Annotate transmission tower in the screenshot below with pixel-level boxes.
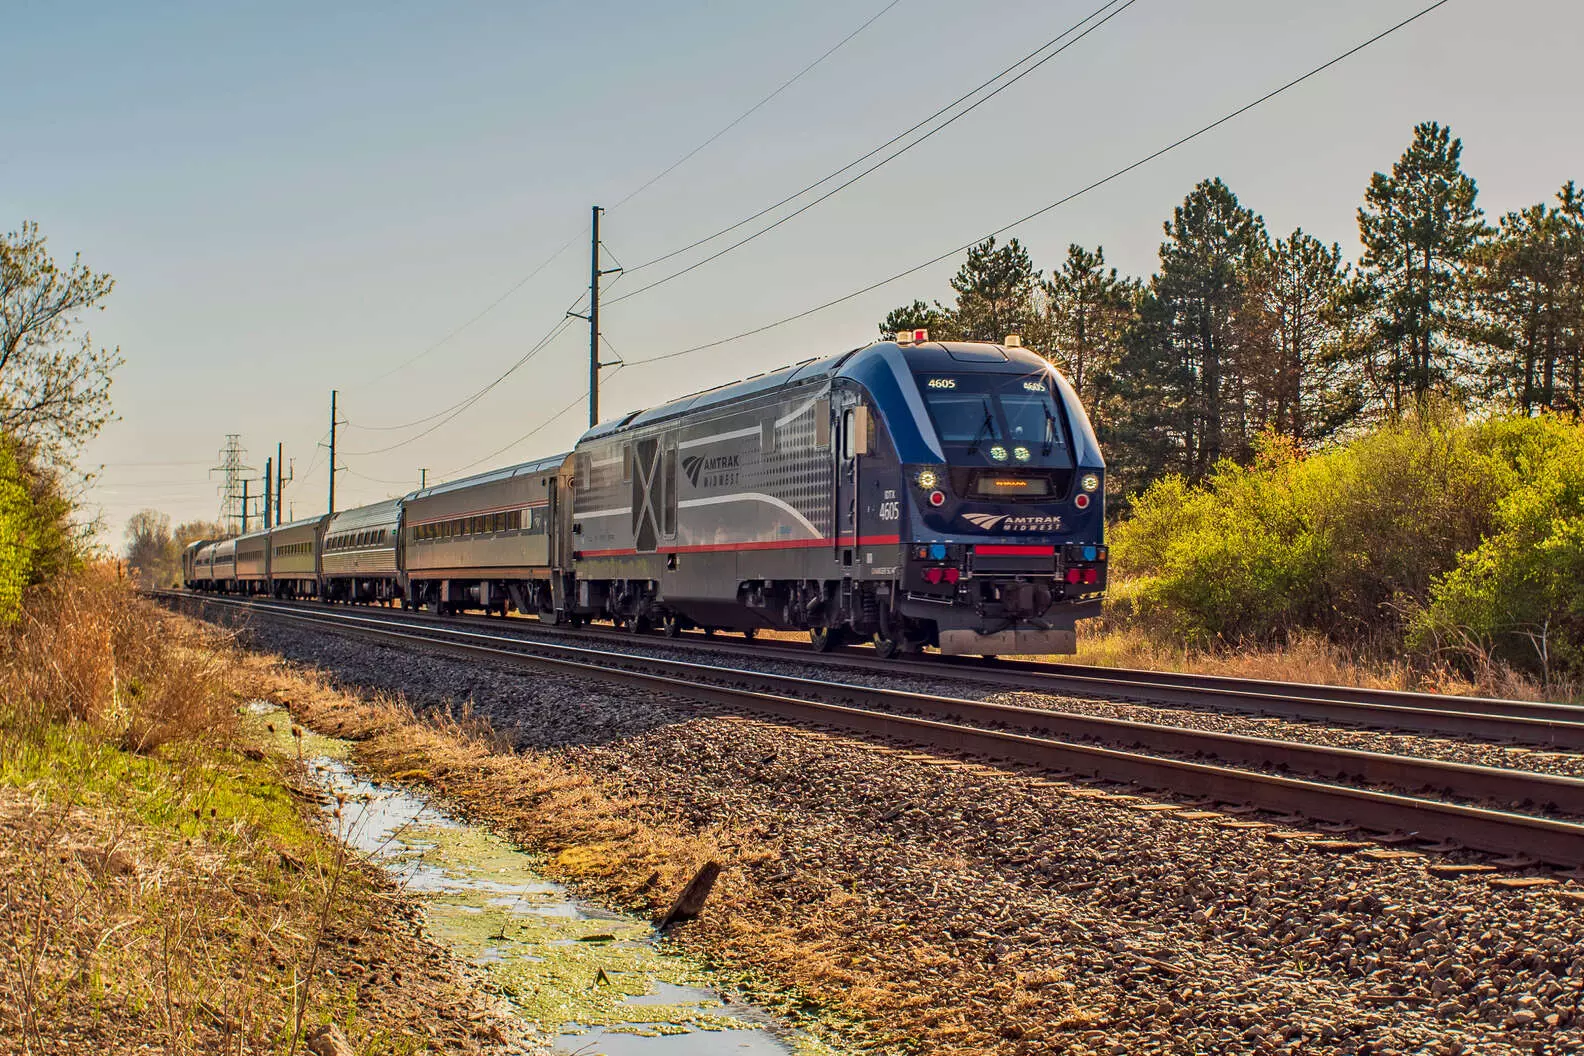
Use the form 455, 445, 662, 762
210, 435, 254, 536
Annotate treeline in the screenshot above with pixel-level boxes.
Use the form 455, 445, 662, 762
124, 510, 224, 588
882, 121, 1584, 497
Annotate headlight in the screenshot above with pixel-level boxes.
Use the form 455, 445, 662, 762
989, 445, 1008, 462
1013, 446, 1031, 462
1081, 473, 1100, 493
915, 469, 939, 489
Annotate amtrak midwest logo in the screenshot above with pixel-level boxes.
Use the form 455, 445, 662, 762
682, 454, 740, 489
962, 512, 1065, 532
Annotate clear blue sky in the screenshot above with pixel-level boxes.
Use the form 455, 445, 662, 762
4, 0, 1580, 544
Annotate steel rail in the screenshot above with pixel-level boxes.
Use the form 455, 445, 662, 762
159, 590, 1584, 750
167, 592, 1584, 867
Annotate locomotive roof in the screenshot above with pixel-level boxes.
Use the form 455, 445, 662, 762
578, 339, 1040, 441
406, 452, 569, 503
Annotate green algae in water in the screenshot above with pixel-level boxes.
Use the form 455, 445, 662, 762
260, 708, 852, 1055
383, 822, 749, 1036
241, 701, 351, 762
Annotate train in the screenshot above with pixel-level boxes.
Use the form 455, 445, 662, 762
183, 333, 1109, 657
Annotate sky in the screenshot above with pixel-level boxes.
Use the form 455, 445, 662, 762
4, 0, 1582, 546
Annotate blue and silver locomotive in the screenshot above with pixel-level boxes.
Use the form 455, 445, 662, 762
187, 333, 1108, 657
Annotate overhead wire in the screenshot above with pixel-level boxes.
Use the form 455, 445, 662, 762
623, 0, 1456, 370
343, 298, 584, 451
439, 379, 609, 481
347, 1, 900, 397
355, 224, 589, 390
608, 0, 906, 213
613, 0, 1137, 285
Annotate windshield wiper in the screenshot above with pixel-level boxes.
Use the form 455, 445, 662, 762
1043, 406, 1058, 456
967, 399, 996, 454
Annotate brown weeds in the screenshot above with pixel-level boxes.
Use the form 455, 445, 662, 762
0, 573, 531, 1054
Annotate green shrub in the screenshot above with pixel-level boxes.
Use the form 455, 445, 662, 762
1413, 419, 1584, 679
0, 435, 74, 623
1110, 409, 1583, 656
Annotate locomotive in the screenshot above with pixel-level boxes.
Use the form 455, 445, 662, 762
185, 333, 1108, 656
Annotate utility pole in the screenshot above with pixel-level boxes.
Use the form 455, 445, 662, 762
570, 206, 622, 429
276, 442, 290, 526
264, 457, 273, 534
241, 477, 250, 533
420, 468, 427, 488
328, 390, 339, 515
589, 206, 601, 428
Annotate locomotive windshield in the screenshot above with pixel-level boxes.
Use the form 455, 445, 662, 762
916, 373, 1072, 466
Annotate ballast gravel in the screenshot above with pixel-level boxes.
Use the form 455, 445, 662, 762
248, 605, 1584, 781
236, 614, 1584, 1056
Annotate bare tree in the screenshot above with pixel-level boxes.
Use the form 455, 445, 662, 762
124, 509, 175, 587
0, 222, 122, 467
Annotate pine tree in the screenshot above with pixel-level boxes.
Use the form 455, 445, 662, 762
1111, 178, 1269, 485
1038, 245, 1138, 432
879, 299, 956, 340
1355, 122, 1488, 412
1470, 182, 1584, 412
948, 236, 1038, 342
1244, 229, 1358, 444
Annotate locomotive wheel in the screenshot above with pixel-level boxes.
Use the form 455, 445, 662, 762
873, 630, 920, 660
809, 626, 843, 652
741, 627, 757, 640
661, 614, 683, 638
628, 615, 652, 635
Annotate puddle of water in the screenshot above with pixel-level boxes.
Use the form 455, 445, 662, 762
242, 703, 840, 1056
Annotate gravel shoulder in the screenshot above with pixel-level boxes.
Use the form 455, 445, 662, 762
236, 613, 1584, 1056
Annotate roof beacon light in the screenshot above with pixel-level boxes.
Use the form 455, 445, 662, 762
896, 330, 914, 346
1005, 334, 1022, 348
912, 328, 929, 344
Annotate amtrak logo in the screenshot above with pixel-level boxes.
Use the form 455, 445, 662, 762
962, 512, 1065, 532
682, 453, 740, 489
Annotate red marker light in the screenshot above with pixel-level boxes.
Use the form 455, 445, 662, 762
928, 490, 946, 507
1074, 493, 1091, 510
943, 568, 960, 584
924, 568, 943, 585
1065, 568, 1082, 584
1083, 568, 1099, 585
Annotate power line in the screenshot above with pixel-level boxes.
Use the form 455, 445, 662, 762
350, 1, 901, 396
612, 0, 1136, 288
609, 0, 906, 213
440, 374, 616, 481
356, 225, 589, 390
343, 311, 581, 456
623, 0, 1456, 370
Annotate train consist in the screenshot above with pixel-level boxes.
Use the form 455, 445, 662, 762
184, 335, 1109, 656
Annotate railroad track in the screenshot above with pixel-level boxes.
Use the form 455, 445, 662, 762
156, 589, 1584, 750
164, 590, 1584, 868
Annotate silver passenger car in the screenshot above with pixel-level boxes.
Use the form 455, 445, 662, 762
234, 529, 271, 594
402, 454, 568, 615
211, 538, 238, 592
321, 499, 403, 603
268, 514, 327, 598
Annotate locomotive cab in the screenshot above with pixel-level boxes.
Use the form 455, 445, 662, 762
849, 333, 1107, 656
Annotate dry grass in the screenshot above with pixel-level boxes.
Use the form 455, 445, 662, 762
1072, 617, 1579, 702
0, 570, 528, 1055
237, 653, 956, 1049
3, 564, 238, 751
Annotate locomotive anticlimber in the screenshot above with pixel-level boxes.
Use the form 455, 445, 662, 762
186, 337, 1107, 657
